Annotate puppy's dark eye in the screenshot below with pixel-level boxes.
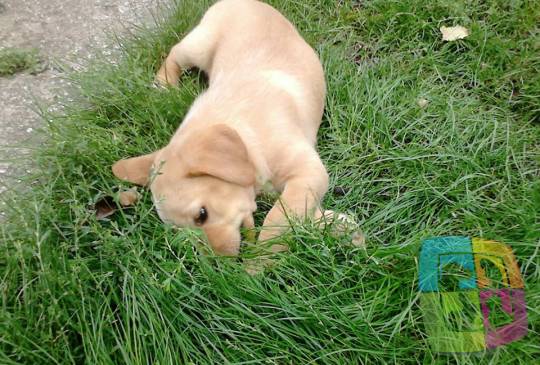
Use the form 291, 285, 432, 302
194, 206, 208, 226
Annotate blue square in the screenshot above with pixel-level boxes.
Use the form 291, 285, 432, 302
419, 236, 477, 292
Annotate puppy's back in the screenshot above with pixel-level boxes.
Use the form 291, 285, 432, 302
202, 0, 325, 127
203, 1, 322, 80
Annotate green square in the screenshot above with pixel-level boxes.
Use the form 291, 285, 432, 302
421, 292, 486, 352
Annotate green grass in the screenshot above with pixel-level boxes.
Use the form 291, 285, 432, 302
0, 48, 41, 76
1, 0, 539, 363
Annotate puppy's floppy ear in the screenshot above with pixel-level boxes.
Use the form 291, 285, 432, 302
184, 124, 256, 187
112, 150, 159, 186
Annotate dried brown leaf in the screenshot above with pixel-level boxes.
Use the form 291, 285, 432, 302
440, 25, 469, 41
94, 196, 117, 220
417, 98, 429, 108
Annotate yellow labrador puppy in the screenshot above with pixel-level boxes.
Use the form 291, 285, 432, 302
112, 0, 328, 255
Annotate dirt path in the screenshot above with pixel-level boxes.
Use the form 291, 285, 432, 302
0, 0, 158, 201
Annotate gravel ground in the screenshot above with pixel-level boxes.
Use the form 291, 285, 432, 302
0, 0, 158, 200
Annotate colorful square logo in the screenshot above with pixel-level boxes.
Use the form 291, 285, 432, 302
418, 236, 527, 353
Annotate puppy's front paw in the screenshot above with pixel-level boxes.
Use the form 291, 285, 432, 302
243, 243, 287, 275
244, 257, 273, 275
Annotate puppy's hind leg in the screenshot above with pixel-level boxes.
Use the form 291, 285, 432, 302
155, 25, 217, 87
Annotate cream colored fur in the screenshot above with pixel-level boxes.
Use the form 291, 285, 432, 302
112, 0, 329, 255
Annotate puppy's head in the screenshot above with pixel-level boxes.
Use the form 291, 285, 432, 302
112, 124, 257, 255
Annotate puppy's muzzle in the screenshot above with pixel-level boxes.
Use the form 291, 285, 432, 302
203, 214, 255, 256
